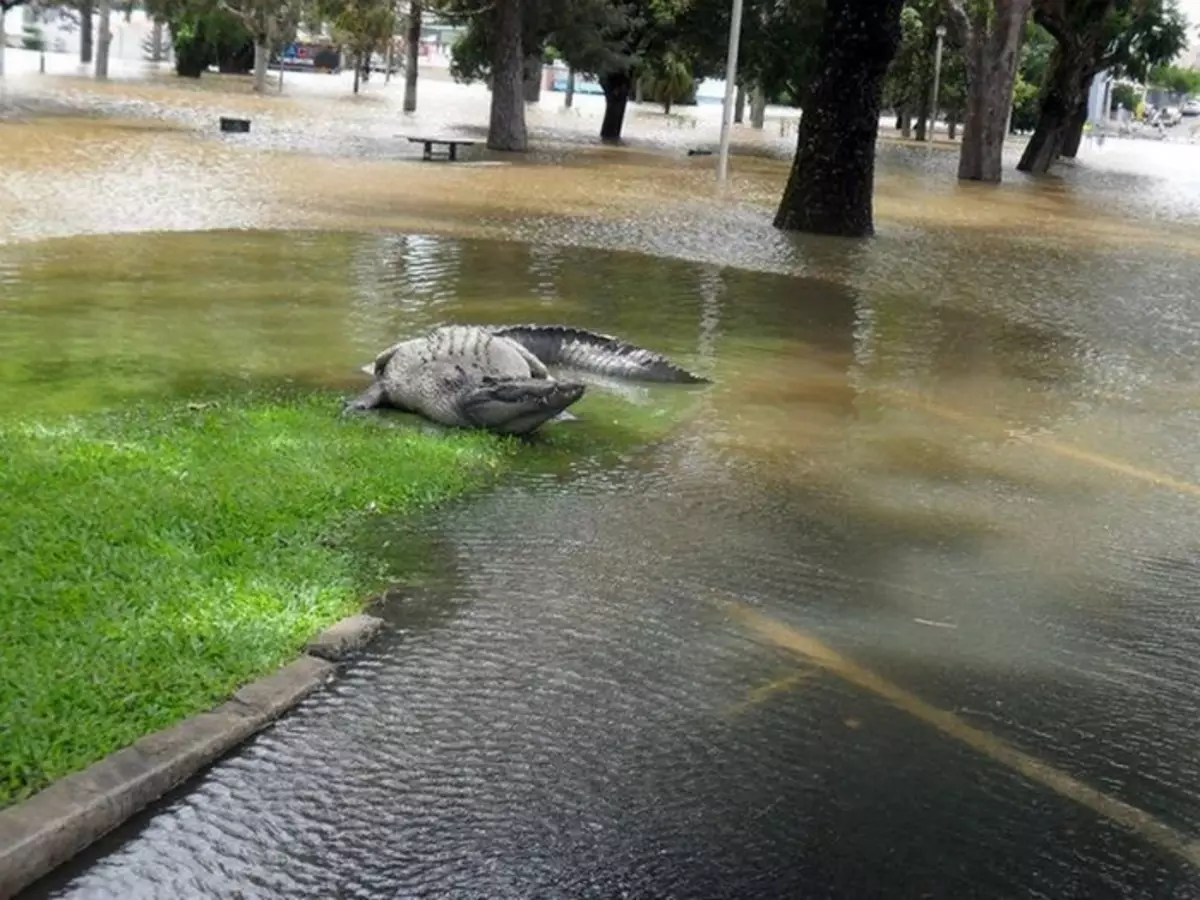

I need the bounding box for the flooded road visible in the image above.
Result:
[5,68,1200,898]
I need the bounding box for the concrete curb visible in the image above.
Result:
[0,613,387,899]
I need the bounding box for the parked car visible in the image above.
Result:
[1182,99,1200,117]
[1159,106,1183,126]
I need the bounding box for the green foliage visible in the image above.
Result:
[1109,81,1139,111]
[21,24,45,50]
[0,388,515,807]
[1095,0,1189,83]
[1010,21,1055,131]
[882,4,928,114]
[1010,73,1041,131]
[143,0,256,77]
[880,0,970,126]
[321,0,395,63]
[1147,62,1200,95]
[638,49,695,110]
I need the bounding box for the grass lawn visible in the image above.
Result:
[0,380,698,808]
[0,387,521,808]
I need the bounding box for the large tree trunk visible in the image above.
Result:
[899,108,912,138]
[1016,41,1091,174]
[734,83,745,123]
[352,53,361,93]
[773,0,905,237]
[564,68,575,108]
[95,0,111,79]
[403,0,420,111]
[253,34,269,92]
[80,0,94,64]
[487,0,526,151]
[522,53,541,102]
[951,0,1031,183]
[150,18,164,62]
[750,82,766,128]
[1059,87,1090,158]
[599,69,631,142]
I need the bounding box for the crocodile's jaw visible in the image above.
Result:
[460,378,587,436]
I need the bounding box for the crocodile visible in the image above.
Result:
[344,323,709,436]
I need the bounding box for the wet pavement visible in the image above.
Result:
[4,64,1200,899]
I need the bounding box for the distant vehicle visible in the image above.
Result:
[1182,99,1200,116]
[1159,106,1183,126]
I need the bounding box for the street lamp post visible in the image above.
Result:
[928,24,946,143]
[716,0,745,185]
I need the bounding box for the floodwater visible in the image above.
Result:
[6,63,1200,899]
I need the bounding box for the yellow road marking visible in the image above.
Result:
[719,598,1200,869]
[726,668,816,716]
[882,388,1200,499]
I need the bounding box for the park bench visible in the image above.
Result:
[405,136,477,162]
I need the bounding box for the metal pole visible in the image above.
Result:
[927,25,945,143]
[716,0,745,185]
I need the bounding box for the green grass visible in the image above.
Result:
[0,381,701,808]
[0,387,521,807]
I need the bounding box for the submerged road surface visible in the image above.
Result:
[25,445,1200,898]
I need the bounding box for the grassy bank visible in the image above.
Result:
[0,388,519,807]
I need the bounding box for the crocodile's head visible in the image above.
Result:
[460,376,587,436]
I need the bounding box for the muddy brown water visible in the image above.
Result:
[6,71,1200,898]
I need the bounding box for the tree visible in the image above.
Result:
[1016,0,1188,173]
[403,0,419,110]
[882,4,930,138]
[1147,62,1200,96]
[488,0,526,149]
[324,0,396,92]
[639,50,695,113]
[79,0,94,64]
[773,0,906,237]
[213,0,305,91]
[95,0,115,78]
[942,0,1033,183]
[678,0,825,117]
[145,0,258,77]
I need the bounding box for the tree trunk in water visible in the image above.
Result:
[522,53,541,102]
[80,0,94,64]
[95,0,111,79]
[486,0,526,151]
[1059,88,1090,158]
[253,39,269,92]
[1016,41,1090,174]
[734,83,745,123]
[403,0,420,111]
[353,54,361,93]
[150,19,164,62]
[564,68,575,108]
[600,70,631,142]
[955,0,1031,183]
[773,0,905,237]
[948,115,958,140]
[900,108,912,138]
[663,96,671,115]
[915,104,928,141]
[750,83,766,129]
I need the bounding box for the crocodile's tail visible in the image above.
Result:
[490,324,711,384]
